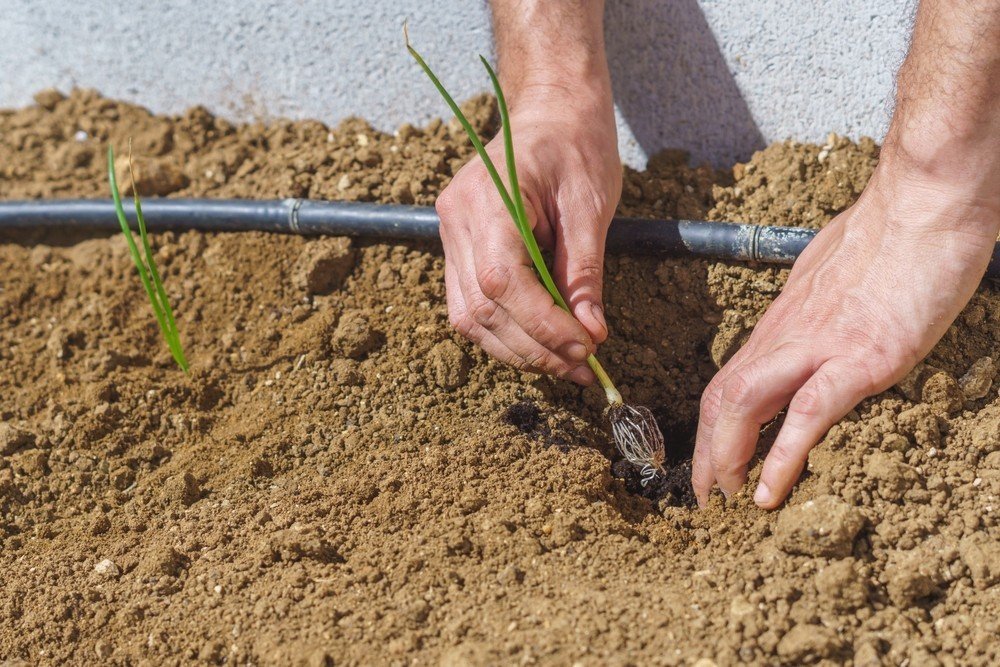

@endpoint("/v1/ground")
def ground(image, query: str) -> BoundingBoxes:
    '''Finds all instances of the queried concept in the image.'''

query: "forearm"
[883,0,1000,215]
[489,0,612,110]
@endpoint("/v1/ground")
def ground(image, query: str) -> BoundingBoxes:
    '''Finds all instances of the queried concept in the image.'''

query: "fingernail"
[754,482,771,506]
[564,341,590,362]
[568,366,595,386]
[590,303,606,331]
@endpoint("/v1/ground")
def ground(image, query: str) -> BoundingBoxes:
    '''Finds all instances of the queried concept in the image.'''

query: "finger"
[453,220,595,384]
[440,203,536,372]
[471,213,595,360]
[551,199,611,344]
[463,269,596,384]
[444,260,520,368]
[692,391,719,508]
[707,350,814,498]
[691,293,805,505]
[754,359,876,508]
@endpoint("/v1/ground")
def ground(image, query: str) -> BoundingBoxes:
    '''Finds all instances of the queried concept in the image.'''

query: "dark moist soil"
[2,88,1000,666]
[611,459,697,508]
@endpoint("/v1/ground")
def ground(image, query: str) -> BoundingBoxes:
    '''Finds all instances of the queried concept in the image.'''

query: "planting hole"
[611,415,697,508]
[502,400,542,434]
[503,399,697,508]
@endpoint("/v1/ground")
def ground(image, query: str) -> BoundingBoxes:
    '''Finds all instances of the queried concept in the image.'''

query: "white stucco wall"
[0,0,917,167]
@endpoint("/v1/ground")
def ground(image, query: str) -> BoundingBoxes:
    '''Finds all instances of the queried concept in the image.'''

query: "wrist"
[866,150,1000,240]
[500,51,611,102]
[506,77,615,128]
[879,116,1000,223]
[882,133,1000,208]
[490,1,611,117]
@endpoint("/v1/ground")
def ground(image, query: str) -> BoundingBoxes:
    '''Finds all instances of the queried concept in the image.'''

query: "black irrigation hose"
[1,198,998,279]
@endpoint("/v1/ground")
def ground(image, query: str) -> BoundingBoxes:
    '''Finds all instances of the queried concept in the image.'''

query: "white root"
[610,404,666,487]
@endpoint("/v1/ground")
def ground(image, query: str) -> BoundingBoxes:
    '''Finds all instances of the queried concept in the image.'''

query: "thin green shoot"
[107,143,189,373]
[405,25,621,406]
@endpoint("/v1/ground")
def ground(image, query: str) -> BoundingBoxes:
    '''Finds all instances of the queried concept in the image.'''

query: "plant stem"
[587,354,622,406]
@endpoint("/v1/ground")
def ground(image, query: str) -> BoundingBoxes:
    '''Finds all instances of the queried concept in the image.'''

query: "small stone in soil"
[94,559,120,578]
[611,458,696,508]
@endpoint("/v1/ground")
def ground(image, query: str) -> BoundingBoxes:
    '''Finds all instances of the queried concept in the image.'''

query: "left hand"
[692,162,1000,509]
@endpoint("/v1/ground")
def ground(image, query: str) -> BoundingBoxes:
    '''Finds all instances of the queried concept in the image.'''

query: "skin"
[440,0,1000,508]
[437,0,618,385]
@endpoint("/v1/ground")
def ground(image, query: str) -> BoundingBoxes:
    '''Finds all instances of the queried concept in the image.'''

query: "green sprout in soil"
[406,27,666,484]
[107,143,189,373]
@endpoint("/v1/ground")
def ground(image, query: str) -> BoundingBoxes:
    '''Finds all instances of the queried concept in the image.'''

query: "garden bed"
[1,89,998,665]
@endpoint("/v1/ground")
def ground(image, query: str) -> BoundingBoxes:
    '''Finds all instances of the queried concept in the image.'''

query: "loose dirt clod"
[113,155,188,196]
[331,311,383,359]
[1,90,999,665]
[0,424,34,456]
[93,558,121,578]
[294,237,356,295]
[959,356,996,400]
[426,340,471,389]
[774,495,865,558]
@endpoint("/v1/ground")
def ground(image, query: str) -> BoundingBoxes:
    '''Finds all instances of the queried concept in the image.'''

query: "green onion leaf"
[108,144,189,373]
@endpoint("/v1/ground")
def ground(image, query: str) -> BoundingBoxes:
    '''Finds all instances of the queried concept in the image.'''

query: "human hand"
[436,86,621,385]
[692,163,1000,508]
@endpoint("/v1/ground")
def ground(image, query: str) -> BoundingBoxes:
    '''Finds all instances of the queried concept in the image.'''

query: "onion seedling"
[107,143,189,373]
[406,29,666,484]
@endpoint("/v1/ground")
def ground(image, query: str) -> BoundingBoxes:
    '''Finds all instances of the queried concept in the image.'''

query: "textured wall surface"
[0,0,917,167]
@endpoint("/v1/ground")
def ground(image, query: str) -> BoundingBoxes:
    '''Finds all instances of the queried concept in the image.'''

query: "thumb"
[553,205,610,345]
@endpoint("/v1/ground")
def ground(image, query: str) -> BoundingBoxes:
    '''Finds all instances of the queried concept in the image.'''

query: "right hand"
[436,86,622,385]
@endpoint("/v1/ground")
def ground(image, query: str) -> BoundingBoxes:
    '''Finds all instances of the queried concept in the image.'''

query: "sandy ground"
[1,89,999,665]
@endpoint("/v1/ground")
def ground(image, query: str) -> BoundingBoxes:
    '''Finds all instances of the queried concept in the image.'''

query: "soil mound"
[1,89,998,665]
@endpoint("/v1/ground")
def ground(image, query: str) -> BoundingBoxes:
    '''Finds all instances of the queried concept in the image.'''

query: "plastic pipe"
[1,198,998,279]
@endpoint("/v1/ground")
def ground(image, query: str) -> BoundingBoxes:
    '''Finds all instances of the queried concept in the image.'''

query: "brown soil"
[1,88,999,666]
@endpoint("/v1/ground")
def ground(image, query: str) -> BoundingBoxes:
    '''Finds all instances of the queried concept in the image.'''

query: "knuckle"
[449,312,475,339]
[790,381,825,418]
[690,455,711,486]
[523,348,557,374]
[522,311,561,345]
[499,350,528,370]
[446,298,475,339]
[709,449,743,477]
[700,383,724,423]
[469,295,501,330]
[435,186,459,220]
[850,361,883,397]
[571,253,604,285]
[567,187,615,226]
[720,371,757,409]
[476,263,514,302]
[551,361,580,380]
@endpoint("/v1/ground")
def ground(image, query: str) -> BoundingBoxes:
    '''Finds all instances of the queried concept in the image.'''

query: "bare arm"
[435,0,620,383]
[490,1,611,106]
[886,0,1000,202]
[693,0,1000,508]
